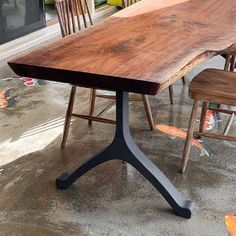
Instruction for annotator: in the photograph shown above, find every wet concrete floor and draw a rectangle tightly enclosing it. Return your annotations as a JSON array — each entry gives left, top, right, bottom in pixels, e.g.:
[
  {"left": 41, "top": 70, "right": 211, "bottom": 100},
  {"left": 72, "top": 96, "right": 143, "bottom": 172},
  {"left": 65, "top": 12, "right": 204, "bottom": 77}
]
[{"left": 0, "top": 43, "right": 236, "bottom": 235}]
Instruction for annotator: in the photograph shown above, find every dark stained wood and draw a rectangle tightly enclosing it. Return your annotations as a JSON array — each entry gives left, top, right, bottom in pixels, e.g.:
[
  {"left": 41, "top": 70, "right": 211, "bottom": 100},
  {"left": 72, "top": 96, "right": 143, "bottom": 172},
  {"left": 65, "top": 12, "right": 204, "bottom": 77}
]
[
  {"left": 122, "top": 0, "right": 184, "bottom": 104},
  {"left": 8, "top": 0, "right": 236, "bottom": 95},
  {"left": 61, "top": 85, "right": 76, "bottom": 148},
  {"left": 223, "top": 113, "right": 235, "bottom": 136},
  {"left": 180, "top": 68, "right": 236, "bottom": 173},
  {"left": 168, "top": 85, "right": 174, "bottom": 105},
  {"left": 199, "top": 101, "right": 208, "bottom": 133},
  {"left": 88, "top": 88, "right": 97, "bottom": 125},
  {"left": 194, "top": 132, "right": 236, "bottom": 142},
  {"left": 223, "top": 44, "right": 236, "bottom": 56},
  {"left": 86, "top": 0, "right": 154, "bottom": 129},
  {"left": 72, "top": 113, "right": 116, "bottom": 124},
  {"left": 55, "top": 0, "right": 93, "bottom": 37},
  {"left": 230, "top": 56, "right": 236, "bottom": 72},
  {"left": 122, "top": 0, "right": 140, "bottom": 8},
  {"left": 141, "top": 94, "right": 154, "bottom": 130},
  {"left": 56, "top": 0, "right": 154, "bottom": 148},
  {"left": 224, "top": 55, "right": 232, "bottom": 71},
  {"left": 180, "top": 100, "right": 199, "bottom": 174},
  {"left": 208, "top": 107, "right": 236, "bottom": 115},
  {"left": 56, "top": 0, "right": 95, "bottom": 148},
  {"left": 223, "top": 44, "right": 236, "bottom": 71},
  {"left": 189, "top": 69, "right": 236, "bottom": 106}
]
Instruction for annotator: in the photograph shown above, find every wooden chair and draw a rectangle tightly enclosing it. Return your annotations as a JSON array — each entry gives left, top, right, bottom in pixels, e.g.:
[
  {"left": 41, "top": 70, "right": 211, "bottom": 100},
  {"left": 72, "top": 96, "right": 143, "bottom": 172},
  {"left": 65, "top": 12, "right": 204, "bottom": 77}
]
[
  {"left": 55, "top": 0, "right": 155, "bottom": 148},
  {"left": 122, "top": 0, "right": 139, "bottom": 7},
  {"left": 180, "top": 69, "right": 236, "bottom": 173},
  {"left": 224, "top": 44, "right": 236, "bottom": 72}
]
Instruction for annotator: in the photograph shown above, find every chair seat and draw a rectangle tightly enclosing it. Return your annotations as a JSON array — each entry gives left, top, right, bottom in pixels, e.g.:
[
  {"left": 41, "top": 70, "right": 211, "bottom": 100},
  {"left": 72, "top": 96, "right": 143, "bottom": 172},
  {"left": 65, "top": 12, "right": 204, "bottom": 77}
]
[
  {"left": 189, "top": 69, "right": 236, "bottom": 106},
  {"left": 225, "top": 44, "right": 236, "bottom": 55}
]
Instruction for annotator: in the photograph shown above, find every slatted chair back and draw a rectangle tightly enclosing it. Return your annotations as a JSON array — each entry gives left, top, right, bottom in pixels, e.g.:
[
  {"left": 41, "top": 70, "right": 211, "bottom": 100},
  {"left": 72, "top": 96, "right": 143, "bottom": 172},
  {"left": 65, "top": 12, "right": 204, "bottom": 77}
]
[
  {"left": 122, "top": 0, "right": 140, "bottom": 8},
  {"left": 54, "top": 0, "right": 93, "bottom": 37}
]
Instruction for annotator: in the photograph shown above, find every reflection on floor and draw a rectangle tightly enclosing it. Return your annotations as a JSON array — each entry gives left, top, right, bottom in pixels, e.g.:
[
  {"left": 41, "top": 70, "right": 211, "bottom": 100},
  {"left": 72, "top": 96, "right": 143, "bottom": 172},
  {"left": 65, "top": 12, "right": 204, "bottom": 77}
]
[
  {"left": 0, "top": 34, "right": 236, "bottom": 236},
  {"left": 0, "top": 76, "right": 47, "bottom": 109}
]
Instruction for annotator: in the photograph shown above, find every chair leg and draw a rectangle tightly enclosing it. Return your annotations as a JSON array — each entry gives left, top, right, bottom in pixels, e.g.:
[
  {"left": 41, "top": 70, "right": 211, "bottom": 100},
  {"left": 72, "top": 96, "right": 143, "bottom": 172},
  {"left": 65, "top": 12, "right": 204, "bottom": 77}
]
[
  {"left": 230, "top": 55, "right": 236, "bottom": 72},
  {"left": 61, "top": 86, "right": 77, "bottom": 149},
  {"left": 180, "top": 100, "right": 199, "bottom": 173},
  {"left": 142, "top": 95, "right": 154, "bottom": 130},
  {"left": 122, "top": 0, "right": 127, "bottom": 8},
  {"left": 224, "top": 55, "right": 231, "bottom": 71},
  {"left": 88, "top": 89, "right": 96, "bottom": 126},
  {"left": 182, "top": 76, "right": 186, "bottom": 85},
  {"left": 199, "top": 102, "right": 208, "bottom": 133},
  {"left": 168, "top": 85, "right": 174, "bottom": 105},
  {"left": 223, "top": 113, "right": 235, "bottom": 136}
]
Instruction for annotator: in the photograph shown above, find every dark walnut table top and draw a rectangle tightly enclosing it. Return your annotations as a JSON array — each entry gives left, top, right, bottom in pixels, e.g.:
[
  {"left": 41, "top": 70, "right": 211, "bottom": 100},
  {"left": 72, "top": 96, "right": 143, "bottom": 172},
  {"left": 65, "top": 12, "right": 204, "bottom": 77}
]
[{"left": 8, "top": 0, "right": 236, "bottom": 95}]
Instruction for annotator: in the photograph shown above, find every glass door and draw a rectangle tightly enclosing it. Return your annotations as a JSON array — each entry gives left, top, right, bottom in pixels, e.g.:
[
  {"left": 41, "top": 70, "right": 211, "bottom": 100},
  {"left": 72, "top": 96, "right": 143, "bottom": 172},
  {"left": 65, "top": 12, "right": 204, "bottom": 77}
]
[{"left": 0, "top": 0, "right": 46, "bottom": 44}]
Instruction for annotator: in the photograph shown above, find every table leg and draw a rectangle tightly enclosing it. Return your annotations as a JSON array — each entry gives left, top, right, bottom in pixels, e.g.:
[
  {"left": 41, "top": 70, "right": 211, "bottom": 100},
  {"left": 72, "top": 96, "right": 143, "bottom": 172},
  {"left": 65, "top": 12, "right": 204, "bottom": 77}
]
[{"left": 56, "top": 91, "right": 195, "bottom": 219}]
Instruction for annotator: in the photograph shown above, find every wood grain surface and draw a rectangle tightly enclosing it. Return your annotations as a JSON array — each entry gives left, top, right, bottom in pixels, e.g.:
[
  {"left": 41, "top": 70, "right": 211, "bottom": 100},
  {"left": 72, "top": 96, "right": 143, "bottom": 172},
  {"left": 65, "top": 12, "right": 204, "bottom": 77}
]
[
  {"left": 189, "top": 69, "right": 236, "bottom": 106},
  {"left": 8, "top": 0, "right": 236, "bottom": 95}
]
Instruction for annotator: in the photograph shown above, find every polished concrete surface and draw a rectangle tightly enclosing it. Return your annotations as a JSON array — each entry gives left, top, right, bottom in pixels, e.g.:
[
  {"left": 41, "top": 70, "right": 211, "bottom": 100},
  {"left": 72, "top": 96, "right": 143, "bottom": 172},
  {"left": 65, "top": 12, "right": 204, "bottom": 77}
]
[{"left": 0, "top": 37, "right": 236, "bottom": 235}]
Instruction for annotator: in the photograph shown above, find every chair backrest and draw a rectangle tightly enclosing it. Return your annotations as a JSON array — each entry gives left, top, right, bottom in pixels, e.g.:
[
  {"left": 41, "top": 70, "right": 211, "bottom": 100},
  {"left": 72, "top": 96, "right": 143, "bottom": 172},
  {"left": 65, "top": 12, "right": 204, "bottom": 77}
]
[
  {"left": 54, "top": 0, "right": 93, "bottom": 37},
  {"left": 122, "top": 0, "right": 140, "bottom": 8}
]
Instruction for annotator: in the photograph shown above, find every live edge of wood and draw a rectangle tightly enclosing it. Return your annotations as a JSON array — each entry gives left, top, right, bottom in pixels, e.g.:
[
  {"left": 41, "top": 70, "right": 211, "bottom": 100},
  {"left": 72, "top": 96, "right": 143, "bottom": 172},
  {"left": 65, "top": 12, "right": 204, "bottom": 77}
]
[{"left": 8, "top": 0, "right": 236, "bottom": 95}]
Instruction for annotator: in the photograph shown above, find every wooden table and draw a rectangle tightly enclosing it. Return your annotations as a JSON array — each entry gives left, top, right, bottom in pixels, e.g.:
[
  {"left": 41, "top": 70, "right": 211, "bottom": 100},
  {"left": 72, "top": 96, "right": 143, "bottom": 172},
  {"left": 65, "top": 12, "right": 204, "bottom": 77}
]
[{"left": 8, "top": 0, "right": 236, "bottom": 219}]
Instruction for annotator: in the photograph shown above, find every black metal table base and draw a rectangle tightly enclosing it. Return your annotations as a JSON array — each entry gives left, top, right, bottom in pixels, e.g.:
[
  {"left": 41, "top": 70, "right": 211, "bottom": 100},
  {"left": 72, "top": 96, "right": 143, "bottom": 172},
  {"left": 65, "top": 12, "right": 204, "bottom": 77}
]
[{"left": 56, "top": 91, "right": 195, "bottom": 219}]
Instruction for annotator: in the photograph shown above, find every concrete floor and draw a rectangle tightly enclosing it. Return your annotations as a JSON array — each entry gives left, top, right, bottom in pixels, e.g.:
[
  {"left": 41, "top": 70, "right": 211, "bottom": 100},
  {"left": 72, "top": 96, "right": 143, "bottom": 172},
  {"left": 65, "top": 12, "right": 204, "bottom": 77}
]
[{"left": 0, "top": 28, "right": 236, "bottom": 236}]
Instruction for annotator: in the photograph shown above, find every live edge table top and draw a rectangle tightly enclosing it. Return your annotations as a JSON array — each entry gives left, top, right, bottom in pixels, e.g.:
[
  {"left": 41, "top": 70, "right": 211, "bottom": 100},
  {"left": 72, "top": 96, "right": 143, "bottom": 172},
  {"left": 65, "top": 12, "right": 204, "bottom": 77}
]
[{"left": 8, "top": 0, "right": 236, "bottom": 95}]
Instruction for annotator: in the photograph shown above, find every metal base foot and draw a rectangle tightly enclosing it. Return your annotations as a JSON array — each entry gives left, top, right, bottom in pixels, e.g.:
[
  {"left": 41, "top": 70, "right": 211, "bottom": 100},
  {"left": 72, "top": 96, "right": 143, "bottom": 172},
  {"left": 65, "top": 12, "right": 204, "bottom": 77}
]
[
  {"left": 56, "top": 172, "right": 72, "bottom": 189},
  {"left": 56, "top": 91, "right": 195, "bottom": 218}
]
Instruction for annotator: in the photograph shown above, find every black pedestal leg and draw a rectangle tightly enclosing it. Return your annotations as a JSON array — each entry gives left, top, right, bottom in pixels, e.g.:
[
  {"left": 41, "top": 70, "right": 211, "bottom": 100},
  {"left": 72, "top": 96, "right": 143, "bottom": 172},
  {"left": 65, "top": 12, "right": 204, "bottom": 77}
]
[
  {"left": 56, "top": 146, "right": 113, "bottom": 189},
  {"left": 56, "top": 91, "right": 195, "bottom": 218},
  {"left": 120, "top": 143, "right": 195, "bottom": 218}
]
